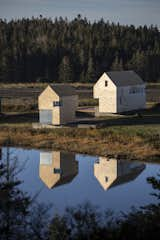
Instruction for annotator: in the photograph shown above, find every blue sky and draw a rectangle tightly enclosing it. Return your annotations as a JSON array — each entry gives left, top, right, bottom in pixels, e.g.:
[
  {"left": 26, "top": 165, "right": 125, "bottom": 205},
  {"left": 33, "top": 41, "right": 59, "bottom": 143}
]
[{"left": 0, "top": 0, "right": 160, "bottom": 26}]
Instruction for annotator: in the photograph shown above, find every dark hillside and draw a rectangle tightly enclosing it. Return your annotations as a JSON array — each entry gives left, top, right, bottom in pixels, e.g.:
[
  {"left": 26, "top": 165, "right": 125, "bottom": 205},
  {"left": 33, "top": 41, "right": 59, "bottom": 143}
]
[{"left": 0, "top": 16, "right": 160, "bottom": 83}]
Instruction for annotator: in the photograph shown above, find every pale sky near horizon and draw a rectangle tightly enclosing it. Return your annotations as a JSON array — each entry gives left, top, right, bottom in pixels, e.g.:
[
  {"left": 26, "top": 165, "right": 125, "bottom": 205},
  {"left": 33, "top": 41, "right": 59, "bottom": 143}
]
[{"left": 0, "top": 0, "right": 160, "bottom": 27}]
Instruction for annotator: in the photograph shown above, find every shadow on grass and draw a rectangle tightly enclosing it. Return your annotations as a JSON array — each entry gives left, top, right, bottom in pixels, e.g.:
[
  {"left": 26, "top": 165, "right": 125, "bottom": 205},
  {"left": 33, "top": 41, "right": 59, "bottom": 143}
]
[
  {"left": 0, "top": 112, "right": 39, "bottom": 124},
  {"left": 1, "top": 104, "right": 160, "bottom": 127},
  {"left": 76, "top": 104, "right": 160, "bottom": 127}
]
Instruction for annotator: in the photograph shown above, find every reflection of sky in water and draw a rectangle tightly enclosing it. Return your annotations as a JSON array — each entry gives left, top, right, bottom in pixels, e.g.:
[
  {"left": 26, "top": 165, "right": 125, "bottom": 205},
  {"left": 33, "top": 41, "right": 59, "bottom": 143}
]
[{"left": 1, "top": 147, "right": 160, "bottom": 215}]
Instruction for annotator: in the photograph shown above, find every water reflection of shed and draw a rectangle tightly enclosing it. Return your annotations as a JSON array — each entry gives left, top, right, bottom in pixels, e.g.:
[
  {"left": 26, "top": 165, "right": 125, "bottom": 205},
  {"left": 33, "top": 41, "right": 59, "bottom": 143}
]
[
  {"left": 0, "top": 148, "right": 2, "bottom": 160},
  {"left": 39, "top": 151, "right": 78, "bottom": 189},
  {"left": 94, "top": 157, "right": 145, "bottom": 191}
]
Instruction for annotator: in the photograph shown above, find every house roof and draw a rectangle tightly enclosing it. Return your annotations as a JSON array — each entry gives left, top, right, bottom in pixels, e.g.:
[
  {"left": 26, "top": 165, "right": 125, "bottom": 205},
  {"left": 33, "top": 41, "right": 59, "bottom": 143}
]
[
  {"left": 49, "top": 84, "right": 77, "bottom": 96},
  {"left": 106, "top": 70, "right": 144, "bottom": 87},
  {"left": 108, "top": 164, "right": 145, "bottom": 190},
  {"left": 53, "top": 173, "right": 78, "bottom": 188}
]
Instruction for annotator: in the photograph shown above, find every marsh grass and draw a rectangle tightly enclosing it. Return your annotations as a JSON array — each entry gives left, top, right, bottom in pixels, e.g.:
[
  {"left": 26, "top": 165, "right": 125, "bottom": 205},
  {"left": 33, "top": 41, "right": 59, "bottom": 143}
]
[
  {"left": 1, "top": 100, "right": 160, "bottom": 161},
  {"left": 0, "top": 125, "right": 160, "bottom": 161}
]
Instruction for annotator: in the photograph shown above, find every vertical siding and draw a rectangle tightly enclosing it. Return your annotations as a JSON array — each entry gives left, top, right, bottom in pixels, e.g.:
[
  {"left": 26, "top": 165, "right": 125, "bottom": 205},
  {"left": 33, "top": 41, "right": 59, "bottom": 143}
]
[
  {"left": 99, "top": 89, "right": 117, "bottom": 113},
  {"left": 60, "top": 95, "right": 78, "bottom": 124},
  {"left": 117, "top": 85, "right": 146, "bottom": 113},
  {"left": 59, "top": 152, "right": 78, "bottom": 178},
  {"left": 94, "top": 73, "right": 146, "bottom": 114},
  {"left": 39, "top": 151, "right": 61, "bottom": 189},
  {"left": 39, "top": 151, "right": 78, "bottom": 189},
  {"left": 38, "top": 85, "right": 78, "bottom": 125},
  {"left": 94, "top": 73, "right": 117, "bottom": 113},
  {"left": 94, "top": 157, "right": 118, "bottom": 190},
  {"left": 38, "top": 86, "right": 60, "bottom": 125}
]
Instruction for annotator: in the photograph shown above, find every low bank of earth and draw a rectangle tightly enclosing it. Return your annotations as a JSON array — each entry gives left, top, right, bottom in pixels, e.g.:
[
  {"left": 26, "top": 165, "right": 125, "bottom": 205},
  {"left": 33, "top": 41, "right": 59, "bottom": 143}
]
[{"left": 0, "top": 123, "right": 160, "bottom": 162}]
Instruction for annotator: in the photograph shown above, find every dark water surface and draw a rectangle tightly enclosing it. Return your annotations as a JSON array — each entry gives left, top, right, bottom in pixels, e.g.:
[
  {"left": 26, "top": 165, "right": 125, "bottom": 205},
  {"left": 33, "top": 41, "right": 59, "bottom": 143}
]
[{"left": 1, "top": 147, "right": 159, "bottom": 215}]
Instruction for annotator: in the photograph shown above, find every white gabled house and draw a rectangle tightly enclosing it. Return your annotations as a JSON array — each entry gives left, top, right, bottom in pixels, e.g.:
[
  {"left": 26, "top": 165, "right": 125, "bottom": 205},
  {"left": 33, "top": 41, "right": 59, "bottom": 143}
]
[
  {"left": 38, "top": 84, "right": 78, "bottom": 125},
  {"left": 94, "top": 70, "right": 146, "bottom": 114}
]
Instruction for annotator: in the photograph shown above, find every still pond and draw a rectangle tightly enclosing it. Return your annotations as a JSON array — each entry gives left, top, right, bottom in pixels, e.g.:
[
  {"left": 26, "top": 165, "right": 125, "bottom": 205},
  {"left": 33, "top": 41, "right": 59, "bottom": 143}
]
[{"left": 1, "top": 147, "right": 159, "bottom": 215}]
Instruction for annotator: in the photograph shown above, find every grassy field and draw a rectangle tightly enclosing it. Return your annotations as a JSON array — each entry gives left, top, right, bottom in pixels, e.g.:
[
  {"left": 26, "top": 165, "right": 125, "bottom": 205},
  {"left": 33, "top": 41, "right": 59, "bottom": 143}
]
[
  {"left": 0, "top": 97, "right": 160, "bottom": 163},
  {"left": 0, "top": 121, "right": 160, "bottom": 161},
  {"left": 0, "top": 82, "right": 160, "bottom": 162}
]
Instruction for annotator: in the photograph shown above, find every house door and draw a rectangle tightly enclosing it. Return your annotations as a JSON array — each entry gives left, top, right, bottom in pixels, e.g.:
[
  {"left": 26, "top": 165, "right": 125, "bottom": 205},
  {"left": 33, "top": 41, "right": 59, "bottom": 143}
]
[{"left": 39, "top": 110, "right": 52, "bottom": 124}]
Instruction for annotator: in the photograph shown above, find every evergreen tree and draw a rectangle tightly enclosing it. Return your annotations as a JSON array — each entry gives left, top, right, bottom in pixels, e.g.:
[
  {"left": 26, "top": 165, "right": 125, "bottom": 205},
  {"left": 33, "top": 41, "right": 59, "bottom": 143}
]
[
  {"left": 0, "top": 148, "right": 31, "bottom": 240},
  {"left": 0, "top": 148, "right": 50, "bottom": 240},
  {"left": 58, "top": 56, "right": 73, "bottom": 82},
  {"left": 0, "top": 16, "right": 160, "bottom": 83},
  {"left": 111, "top": 56, "right": 123, "bottom": 71},
  {"left": 127, "top": 51, "right": 149, "bottom": 80},
  {"left": 86, "top": 55, "right": 96, "bottom": 82}
]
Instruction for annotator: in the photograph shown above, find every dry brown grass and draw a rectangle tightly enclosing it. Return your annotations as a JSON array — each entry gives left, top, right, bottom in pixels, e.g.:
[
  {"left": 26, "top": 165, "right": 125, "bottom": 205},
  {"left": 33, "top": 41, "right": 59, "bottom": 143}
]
[{"left": 0, "top": 125, "right": 160, "bottom": 161}]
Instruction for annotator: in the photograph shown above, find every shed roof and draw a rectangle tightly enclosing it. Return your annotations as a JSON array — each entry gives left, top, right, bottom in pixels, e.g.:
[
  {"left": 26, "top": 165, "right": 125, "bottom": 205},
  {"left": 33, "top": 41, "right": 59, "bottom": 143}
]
[
  {"left": 53, "top": 173, "right": 78, "bottom": 188},
  {"left": 106, "top": 70, "right": 144, "bottom": 87},
  {"left": 49, "top": 84, "right": 77, "bottom": 96},
  {"left": 109, "top": 164, "right": 145, "bottom": 190}
]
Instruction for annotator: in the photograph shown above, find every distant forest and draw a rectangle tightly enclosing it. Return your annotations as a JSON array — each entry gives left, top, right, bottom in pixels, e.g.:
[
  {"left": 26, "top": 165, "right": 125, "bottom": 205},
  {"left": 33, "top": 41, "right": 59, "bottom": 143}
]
[{"left": 0, "top": 15, "right": 160, "bottom": 83}]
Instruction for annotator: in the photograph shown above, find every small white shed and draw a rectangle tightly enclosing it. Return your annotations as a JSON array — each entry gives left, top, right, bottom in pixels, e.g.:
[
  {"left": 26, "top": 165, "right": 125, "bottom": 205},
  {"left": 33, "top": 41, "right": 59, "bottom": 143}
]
[
  {"left": 94, "top": 71, "right": 146, "bottom": 114},
  {"left": 38, "top": 84, "right": 78, "bottom": 125}
]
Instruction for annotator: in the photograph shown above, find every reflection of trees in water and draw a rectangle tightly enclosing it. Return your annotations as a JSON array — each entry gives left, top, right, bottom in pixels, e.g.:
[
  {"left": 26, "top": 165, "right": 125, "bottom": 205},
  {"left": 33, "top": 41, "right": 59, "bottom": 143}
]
[
  {"left": 0, "top": 148, "right": 2, "bottom": 160},
  {"left": 0, "top": 147, "right": 160, "bottom": 240},
  {"left": 0, "top": 147, "right": 50, "bottom": 240},
  {"left": 49, "top": 173, "right": 160, "bottom": 240}
]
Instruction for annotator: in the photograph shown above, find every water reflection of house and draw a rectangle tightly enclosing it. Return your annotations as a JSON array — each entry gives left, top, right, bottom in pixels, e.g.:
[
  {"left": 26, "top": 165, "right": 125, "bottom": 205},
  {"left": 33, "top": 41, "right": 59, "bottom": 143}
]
[
  {"left": 0, "top": 148, "right": 2, "bottom": 160},
  {"left": 94, "top": 157, "right": 145, "bottom": 191},
  {"left": 39, "top": 151, "right": 78, "bottom": 189}
]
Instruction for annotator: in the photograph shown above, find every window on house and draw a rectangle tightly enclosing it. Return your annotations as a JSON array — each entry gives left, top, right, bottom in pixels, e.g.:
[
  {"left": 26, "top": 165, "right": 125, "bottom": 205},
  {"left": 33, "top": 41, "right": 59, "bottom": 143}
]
[
  {"left": 53, "top": 168, "right": 62, "bottom": 174},
  {"left": 105, "top": 177, "right": 108, "bottom": 182},
  {"left": 53, "top": 101, "right": 62, "bottom": 107},
  {"left": 129, "top": 87, "right": 144, "bottom": 94},
  {"left": 105, "top": 81, "right": 108, "bottom": 87}
]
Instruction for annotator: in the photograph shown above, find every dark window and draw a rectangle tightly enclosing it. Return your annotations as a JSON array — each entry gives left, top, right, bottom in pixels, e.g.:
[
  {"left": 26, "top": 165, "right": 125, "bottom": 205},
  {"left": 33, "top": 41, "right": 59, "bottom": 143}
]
[
  {"left": 105, "top": 81, "right": 108, "bottom": 87},
  {"left": 105, "top": 177, "right": 108, "bottom": 182},
  {"left": 95, "top": 159, "right": 100, "bottom": 164},
  {"left": 53, "top": 101, "right": 62, "bottom": 107},
  {"left": 53, "top": 168, "right": 62, "bottom": 174},
  {"left": 129, "top": 87, "right": 143, "bottom": 94}
]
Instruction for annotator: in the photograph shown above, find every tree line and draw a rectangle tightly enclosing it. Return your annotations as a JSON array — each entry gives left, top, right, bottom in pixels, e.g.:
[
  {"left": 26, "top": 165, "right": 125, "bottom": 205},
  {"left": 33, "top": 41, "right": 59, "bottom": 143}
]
[{"left": 0, "top": 15, "right": 160, "bottom": 83}]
